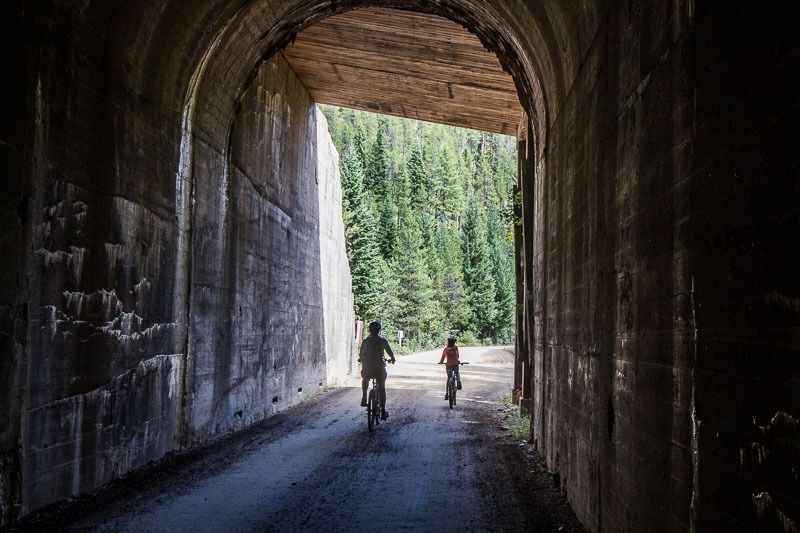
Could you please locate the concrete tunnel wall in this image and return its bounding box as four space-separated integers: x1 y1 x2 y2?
513 4 799 531
0 8 357 519
0 1 798 531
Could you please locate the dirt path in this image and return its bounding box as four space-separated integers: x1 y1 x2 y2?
14 347 583 532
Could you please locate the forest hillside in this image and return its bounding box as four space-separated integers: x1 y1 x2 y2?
322 105 517 350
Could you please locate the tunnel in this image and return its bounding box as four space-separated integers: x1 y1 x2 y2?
1 1 798 531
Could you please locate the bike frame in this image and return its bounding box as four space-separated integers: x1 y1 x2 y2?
366 358 391 431
445 362 468 409
367 376 381 431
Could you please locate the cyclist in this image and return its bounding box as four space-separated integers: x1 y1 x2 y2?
358 321 396 420
438 334 462 399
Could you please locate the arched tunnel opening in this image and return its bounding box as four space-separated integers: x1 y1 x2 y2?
1 2 798 531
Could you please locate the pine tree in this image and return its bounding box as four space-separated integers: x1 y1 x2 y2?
339 146 383 321
327 105 517 346
408 142 428 211
461 199 497 339
353 123 368 174
366 120 389 196
390 207 438 348
436 146 463 221
376 199 398 260
487 208 515 341
434 222 471 330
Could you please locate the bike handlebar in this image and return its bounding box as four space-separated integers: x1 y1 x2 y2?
438 362 469 365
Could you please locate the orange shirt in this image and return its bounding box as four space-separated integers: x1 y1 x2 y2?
439 346 460 366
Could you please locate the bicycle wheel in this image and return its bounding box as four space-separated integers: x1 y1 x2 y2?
371 390 380 427
448 376 455 409
367 389 375 431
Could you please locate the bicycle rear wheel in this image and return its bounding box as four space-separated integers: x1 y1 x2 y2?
371 389 380 427
448 376 455 409
367 389 375 431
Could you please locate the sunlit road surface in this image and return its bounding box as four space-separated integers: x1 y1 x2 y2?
62 346 555 532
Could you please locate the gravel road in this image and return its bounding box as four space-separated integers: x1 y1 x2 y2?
15 346 583 532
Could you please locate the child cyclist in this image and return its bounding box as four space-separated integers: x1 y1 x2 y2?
438 334 462 399
358 321 396 420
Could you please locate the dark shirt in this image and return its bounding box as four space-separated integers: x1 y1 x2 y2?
359 335 394 371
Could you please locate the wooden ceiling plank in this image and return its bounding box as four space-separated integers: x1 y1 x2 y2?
324 9 485 44
284 43 511 87
303 82 520 125
286 64 515 100
318 96 516 135
296 71 519 114
289 61 521 109
282 7 522 134
286 29 502 70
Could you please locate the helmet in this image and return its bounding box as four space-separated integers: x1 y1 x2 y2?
368 321 382 334
448 334 457 341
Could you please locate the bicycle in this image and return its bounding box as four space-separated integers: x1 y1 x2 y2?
443 362 469 409
365 358 393 431
366 375 381 431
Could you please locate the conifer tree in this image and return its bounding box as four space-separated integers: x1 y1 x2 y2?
434 222 471 330
322 103 518 346
487 208 515 341
390 210 438 348
353 123 368 174
366 121 389 196
376 200 398 260
461 199 497 338
408 142 428 211
339 146 383 321
436 146 463 221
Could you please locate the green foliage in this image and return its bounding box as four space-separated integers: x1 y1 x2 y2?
353 124 369 173
432 222 470 330
390 211 441 347
366 120 390 197
461 199 497 338
408 143 428 212
508 409 532 440
457 330 481 346
321 104 517 349
433 146 463 221
488 208 515 343
339 146 384 321
376 200 397 260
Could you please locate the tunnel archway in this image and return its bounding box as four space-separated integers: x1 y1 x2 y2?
168 0 555 450
10 0 568 523
4 2 798 531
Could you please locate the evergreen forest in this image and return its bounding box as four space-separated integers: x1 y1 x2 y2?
321 105 517 351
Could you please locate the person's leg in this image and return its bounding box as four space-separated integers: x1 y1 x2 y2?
456 366 462 389
361 368 369 406
445 365 456 397
379 369 388 417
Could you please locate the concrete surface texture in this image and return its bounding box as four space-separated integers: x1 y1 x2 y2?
0 1 797 532
0 36 356 523
316 109 358 388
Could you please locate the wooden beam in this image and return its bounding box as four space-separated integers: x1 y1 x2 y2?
282 7 522 135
